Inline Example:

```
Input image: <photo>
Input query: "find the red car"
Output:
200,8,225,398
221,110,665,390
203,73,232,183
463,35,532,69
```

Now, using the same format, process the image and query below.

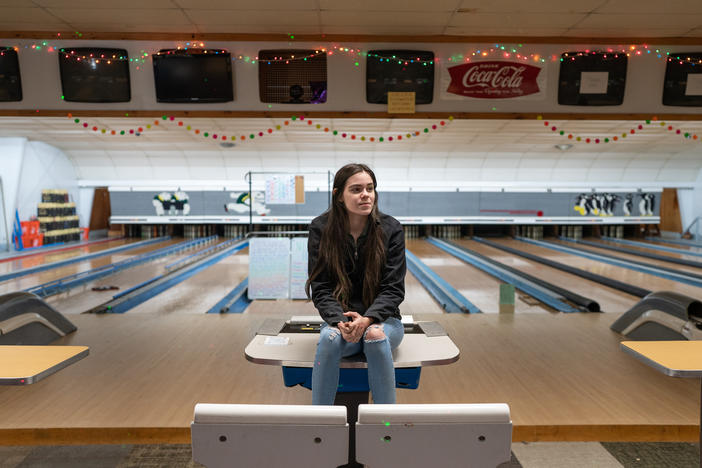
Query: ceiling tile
187,9,319,25
47,8,192,25
320,10,452,26
320,0,459,11
457,0,604,13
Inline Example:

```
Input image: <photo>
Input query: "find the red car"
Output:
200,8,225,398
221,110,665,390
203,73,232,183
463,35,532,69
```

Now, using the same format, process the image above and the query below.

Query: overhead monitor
153,48,234,103
366,50,434,104
58,47,131,102
0,47,21,102
558,51,627,106
662,52,702,106
258,49,327,104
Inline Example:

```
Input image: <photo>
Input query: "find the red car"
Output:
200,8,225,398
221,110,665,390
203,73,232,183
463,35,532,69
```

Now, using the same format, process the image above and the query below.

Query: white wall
77,187,94,230
16,141,80,222
0,138,26,251
0,141,81,251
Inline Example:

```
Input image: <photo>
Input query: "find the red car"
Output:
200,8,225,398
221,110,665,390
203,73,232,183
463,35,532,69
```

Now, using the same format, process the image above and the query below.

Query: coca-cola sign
446,61,542,99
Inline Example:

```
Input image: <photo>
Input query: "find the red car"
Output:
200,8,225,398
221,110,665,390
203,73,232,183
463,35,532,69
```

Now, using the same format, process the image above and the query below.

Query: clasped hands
337,311,372,343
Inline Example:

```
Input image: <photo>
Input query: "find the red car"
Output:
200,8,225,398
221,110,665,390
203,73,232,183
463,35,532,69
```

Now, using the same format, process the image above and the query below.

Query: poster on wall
440,60,546,101
264,175,306,205
265,175,295,204
153,190,190,216
224,191,270,215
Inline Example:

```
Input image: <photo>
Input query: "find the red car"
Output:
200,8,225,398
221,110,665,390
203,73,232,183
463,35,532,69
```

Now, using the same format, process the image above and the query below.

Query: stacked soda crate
38,189,80,245
19,220,42,248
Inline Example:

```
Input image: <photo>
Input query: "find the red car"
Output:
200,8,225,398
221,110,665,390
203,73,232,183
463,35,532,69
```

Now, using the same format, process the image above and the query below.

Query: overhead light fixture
555,144,572,151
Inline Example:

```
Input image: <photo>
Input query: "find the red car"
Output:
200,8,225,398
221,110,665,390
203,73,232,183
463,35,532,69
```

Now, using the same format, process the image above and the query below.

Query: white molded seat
356,403,512,468
191,404,348,468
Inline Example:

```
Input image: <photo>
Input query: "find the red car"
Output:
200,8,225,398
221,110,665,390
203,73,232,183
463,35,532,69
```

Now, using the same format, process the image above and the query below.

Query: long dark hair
306,163,386,309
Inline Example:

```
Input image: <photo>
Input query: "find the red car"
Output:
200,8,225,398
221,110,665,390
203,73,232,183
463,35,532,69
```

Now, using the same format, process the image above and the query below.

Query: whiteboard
290,237,309,299
248,236,309,300
248,238,291,299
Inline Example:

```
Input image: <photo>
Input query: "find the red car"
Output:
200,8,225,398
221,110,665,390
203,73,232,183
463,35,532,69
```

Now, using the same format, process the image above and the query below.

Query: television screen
258,49,327,103
0,47,21,101
558,51,627,106
662,52,702,106
366,50,434,104
58,47,130,102
153,49,233,103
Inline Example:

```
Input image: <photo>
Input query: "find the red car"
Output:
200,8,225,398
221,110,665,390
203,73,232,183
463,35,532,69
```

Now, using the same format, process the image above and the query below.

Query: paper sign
579,72,609,94
264,336,290,346
388,92,416,113
685,73,702,96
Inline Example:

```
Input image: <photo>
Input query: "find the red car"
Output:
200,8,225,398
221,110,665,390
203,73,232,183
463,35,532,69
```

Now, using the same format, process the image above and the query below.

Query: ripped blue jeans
311,317,404,405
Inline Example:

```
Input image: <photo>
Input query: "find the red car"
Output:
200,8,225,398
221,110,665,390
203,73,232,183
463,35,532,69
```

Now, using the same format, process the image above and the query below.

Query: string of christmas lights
8,36,702,67
66,113,453,144
537,116,700,143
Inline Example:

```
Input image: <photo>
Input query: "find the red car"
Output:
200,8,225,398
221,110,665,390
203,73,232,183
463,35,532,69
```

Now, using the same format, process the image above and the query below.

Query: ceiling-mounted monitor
258,49,327,104
58,47,130,102
153,48,233,103
0,47,21,102
558,51,627,106
662,52,702,106
366,50,434,104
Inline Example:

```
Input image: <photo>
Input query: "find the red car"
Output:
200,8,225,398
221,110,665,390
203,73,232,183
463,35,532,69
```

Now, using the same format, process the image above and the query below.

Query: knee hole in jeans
364,325,386,342
325,327,341,341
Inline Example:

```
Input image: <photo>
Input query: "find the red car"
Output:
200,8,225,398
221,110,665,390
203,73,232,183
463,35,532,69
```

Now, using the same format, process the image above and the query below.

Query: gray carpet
0,442,698,467
602,442,700,468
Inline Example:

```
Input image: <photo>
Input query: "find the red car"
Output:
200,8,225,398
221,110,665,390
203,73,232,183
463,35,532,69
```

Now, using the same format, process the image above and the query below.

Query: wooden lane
554,238,702,279
407,239,552,314
246,297,318,317
495,238,702,301
44,240,220,315
592,238,702,263
0,238,135,275
128,248,250,315
0,238,180,295
640,238,702,254
455,239,638,313
0,313,697,444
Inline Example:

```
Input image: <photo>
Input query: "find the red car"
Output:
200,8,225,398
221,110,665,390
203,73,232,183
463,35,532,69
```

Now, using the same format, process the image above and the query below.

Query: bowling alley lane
44,239,224,314
0,238,180,296
127,247,250,315
406,238,554,314
493,238,702,301
0,237,135,274
454,239,638,313
573,237,702,267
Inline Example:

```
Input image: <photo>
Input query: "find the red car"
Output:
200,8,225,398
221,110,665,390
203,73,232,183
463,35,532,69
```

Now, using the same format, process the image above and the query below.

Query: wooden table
0,346,89,385
621,340,702,467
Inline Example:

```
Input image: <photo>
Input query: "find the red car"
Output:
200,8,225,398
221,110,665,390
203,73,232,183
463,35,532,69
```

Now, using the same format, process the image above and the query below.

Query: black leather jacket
308,211,405,326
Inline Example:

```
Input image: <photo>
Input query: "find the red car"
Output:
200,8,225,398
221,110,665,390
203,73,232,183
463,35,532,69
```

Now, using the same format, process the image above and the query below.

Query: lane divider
207,278,250,314
428,237,579,313
405,249,480,313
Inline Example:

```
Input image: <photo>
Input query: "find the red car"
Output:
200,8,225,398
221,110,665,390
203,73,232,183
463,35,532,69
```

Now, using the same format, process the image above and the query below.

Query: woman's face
341,171,375,217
